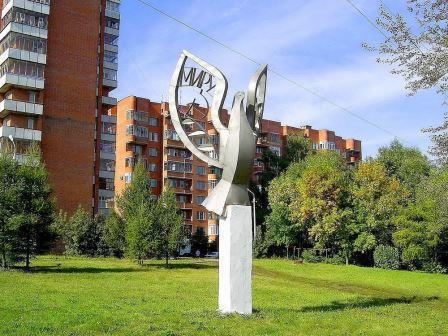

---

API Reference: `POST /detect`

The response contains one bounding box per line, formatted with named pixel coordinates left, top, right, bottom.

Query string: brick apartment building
left=0, top=0, right=120, bottom=215
left=112, top=96, right=362, bottom=240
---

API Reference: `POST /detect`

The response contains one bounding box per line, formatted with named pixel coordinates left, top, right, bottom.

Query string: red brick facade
left=114, top=97, right=362, bottom=240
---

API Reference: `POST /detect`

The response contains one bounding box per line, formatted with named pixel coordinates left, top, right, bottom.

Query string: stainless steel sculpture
left=169, top=50, right=267, bottom=216
left=169, top=50, right=267, bottom=315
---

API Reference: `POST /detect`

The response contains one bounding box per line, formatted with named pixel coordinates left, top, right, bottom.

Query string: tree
left=104, top=210, right=126, bottom=258
left=191, top=228, right=208, bottom=257
left=292, top=152, right=353, bottom=260
left=116, top=160, right=155, bottom=220
left=125, top=203, right=153, bottom=265
left=153, top=187, right=184, bottom=267
left=283, top=136, right=311, bottom=166
left=0, top=153, right=20, bottom=268
left=116, top=160, right=156, bottom=265
left=377, top=140, right=431, bottom=195
left=56, top=206, right=92, bottom=256
left=13, top=146, right=55, bottom=271
left=352, top=161, right=410, bottom=261
left=393, top=168, right=448, bottom=269
left=265, top=162, right=306, bottom=255
left=366, top=1, right=448, bottom=165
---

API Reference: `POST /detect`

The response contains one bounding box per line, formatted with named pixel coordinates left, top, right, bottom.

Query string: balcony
left=0, top=74, right=44, bottom=92
left=104, top=43, right=118, bottom=54
left=0, top=22, right=48, bottom=41
left=104, top=26, right=119, bottom=37
left=103, top=78, right=117, bottom=89
left=0, top=47, right=46, bottom=65
left=99, top=170, right=115, bottom=179
left=0, top=125, right=41, bottom=141
left=0, top=99, right=42, bottom=117
left=101, top=96, right=117, bottom=107
left=2, top=0, right=51, bottom=18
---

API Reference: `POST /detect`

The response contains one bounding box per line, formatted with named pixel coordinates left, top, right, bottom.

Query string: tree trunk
left=165, top=250, right=169, bottom=268
left=25, top=251, right=30, bottom=272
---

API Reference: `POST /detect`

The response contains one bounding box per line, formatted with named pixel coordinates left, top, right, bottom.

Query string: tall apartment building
left=113, top=96, right=362, bottom=240
left=0, top=0, right=121, bottom=215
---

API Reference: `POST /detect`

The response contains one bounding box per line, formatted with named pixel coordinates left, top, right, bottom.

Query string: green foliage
left=116, top=160, right=156, bottom=265
left=377, top=139, right=431, bottom=195
left=352, top=160, right=409, bottom=256
left=422, top=261, right=447, bottom=274
left=104, top=210, right=126, bottom=258
left=0, top=153, right=20, bottom=268
left=56, top=207, right=107, bottom=257
left=301, top=249, right=323, bottom=263
left=191, top=228, right=208, bottom=256
left=12, top=145, right=55, bottom=270
left=152, top=186, right=184, bottom=267
left=373, top=245, right=401, bottom=270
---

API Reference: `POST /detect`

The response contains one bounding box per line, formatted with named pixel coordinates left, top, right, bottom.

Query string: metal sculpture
left=169, top=50, right=267, bottom=315
left=169, top=50, right=267, bottom=215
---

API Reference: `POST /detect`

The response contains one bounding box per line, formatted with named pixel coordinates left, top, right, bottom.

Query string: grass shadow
left=29, top=266, right=151, bottom=274
left=255, top=295, right=439, bottom=315
left=143, top=262, right=217, bottom=270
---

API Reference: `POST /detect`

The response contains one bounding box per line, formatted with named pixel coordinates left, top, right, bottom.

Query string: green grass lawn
left=1, top=256, right=447, bottom=336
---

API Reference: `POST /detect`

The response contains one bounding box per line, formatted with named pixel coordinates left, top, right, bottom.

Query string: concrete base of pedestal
left=218, top=205, right=252, bottom=315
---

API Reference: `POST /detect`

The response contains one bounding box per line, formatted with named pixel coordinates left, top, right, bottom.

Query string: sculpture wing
left=246, top=64, right=268, bottom=136
left=169, top=50, right=227, bottom=168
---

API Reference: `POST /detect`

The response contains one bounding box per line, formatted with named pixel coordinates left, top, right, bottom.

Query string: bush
left=422, top=261, right=447, bottom=274
left=401, top=245, right=428, bottom=270
left=326, top=254, right=345, bottom=265
left=301, top=249, right=324, bottom=263
left=374, top=245, right=400, bottom=270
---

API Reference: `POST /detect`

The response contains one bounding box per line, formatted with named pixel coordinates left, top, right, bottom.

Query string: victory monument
left=169, top=50, right=267, bottom=315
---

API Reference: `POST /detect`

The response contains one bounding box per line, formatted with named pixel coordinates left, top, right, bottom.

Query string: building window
left=126, top=125, right=148, bottom=138
left=126, top=109, right=148, bottom=123
left=99, top=196, right=114, bottom=209
left=27, top=117, right=35, bottom=130
left=148, top=163, right=157, bottom=172
left=125, top=157, right=135, bottom=168
left=149, top=148, right=158, bottom=157
left=148, top=132, right=158, bottom=142
left=149, top=117, right=158, bottom=126
left=268, top=133, right=280, bottom=143
left=100, top=140, right=115, bottom=154
left=208, top=224, right=219, bottom=236
left=208, top=180, right=218, bottom=189
left=106, top=0, right=120, bottom=12
left=149, top=179, right=157, bottom=188
left=104, top=50, right=118, bottom=64
left=100, top=159, right=115, bottom=172
left=269, top=146, right=281, bottom=156
left=196, top=211, right=206, bottom=220
left=0, top=32, right=47, bottom=55
left=177, top=195, right=187, bottom=203
left=0, top=59, right=45, bottom=79
left=196, top=166, right=206, bottom=175
left=2, top=8, right=48, bottom=30
left=124, top=173, right=133, bottom=184
left=102, top=122, right=116, bottom=135
left=99, top=177, right=115, bottom=191
left=256, top=146, right=264, bottom=154
left=196, top=181, right=207, bottom=190
left=28, top=91, right=37, bottom=103
left=104, top=33, right=119, bottom=46
left=105, top=17, right=120, bottom=30
left=208, top=150, right=219, bottom=160
left=164, top=161, right=192, bottom=173
left=164, top=129, right=180, bottom=141
left=104, top=68, right=117, bottom=81
left=196, top=196, right=206, bottom=204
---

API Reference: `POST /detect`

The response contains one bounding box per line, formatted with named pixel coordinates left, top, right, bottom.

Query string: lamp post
left=247, top=188, right=256, bottom=241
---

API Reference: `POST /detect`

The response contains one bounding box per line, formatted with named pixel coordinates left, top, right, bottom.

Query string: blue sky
left=115, top=0, right=445, bottom=158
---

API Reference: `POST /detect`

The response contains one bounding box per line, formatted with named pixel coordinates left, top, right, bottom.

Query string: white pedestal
left=218, top=205, right=252, bottom=315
